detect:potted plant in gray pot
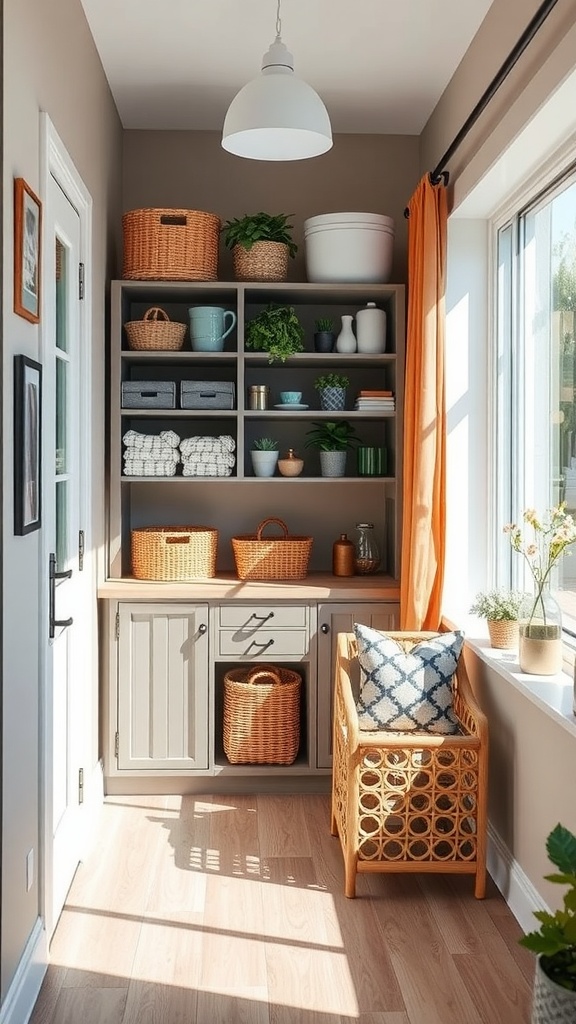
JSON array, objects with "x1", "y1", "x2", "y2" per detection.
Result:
[
  {"x1": 519, "y1": 822, "x2": 576, "y2": 1023},
  {"x1": 250, "y1": 437, "x2": 279, "y2": 477},
  {"x1": 305, "y1": 420, "x2": 360, "y2": 477},
  {"x1": 222, "y1": 212, "x2": 297, "y2": 282},
  {"x1": 313, "y1": 317, "x2": 336, "y2": 353},
  {"x1": 314, "y1": 372, "x2": 350, "y2": 411}
]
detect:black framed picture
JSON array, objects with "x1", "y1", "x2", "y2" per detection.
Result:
[{"x1": 14, "y1": 355, "x2": 42, "y2": 535}]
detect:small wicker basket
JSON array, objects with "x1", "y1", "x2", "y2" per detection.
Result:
[
  {"x1": 122, "y1": 207, "x2": 220, "y2": 281},
  {"x1": 231, "y1": 517, "x2": 312, "y2": 580},
  {"x1": 232, "y1": 241, "x2": 288, "y2": 282},
  {"x1": 125, "y1": 307, "x2": 186, "y2": 351},
  {"x1": 487, "y1": 619, "x2": 519, "y2": 650},
  {"x1": 223, "y1": 664, "x2": 302, "y2": 764},
  {"x1": 131, "y1": 526, "x2": 218, "y2": 580}
]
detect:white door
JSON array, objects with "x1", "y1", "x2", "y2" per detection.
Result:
[{"x1": 43, "y1": 175, "x2": 89, "y2": 932}]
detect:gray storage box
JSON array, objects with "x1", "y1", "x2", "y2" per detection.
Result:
[
  {"x1": 181, "y1": 380, "x2": 235, "y2": 410},
  {"x1": 121, "y1": 381, "x2": 176, "y2": 409}
]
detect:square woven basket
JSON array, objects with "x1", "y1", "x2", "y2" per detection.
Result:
[
  {"x1": 122, "y1": 208, "x2": 220, "y2": 281},
  {"x1": 131, "y1": 526, "x2": 218, "y2": 580},
  {"x1": 223, "y1": 664, "x2": 302, "y2": 764},
  {"x1": 231, "y1": 517, "x2": 312, "y2": 580}
]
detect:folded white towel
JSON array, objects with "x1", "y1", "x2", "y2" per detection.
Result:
[
  {"x1": 124, "y1": 446, "x2": 180, "y2": 464},
  {"x1": 123, "y1": 458, "x2": 178, "y2": 477},
  {"x1": 123, "y1": 429, "x2": 180, "y2": 452},
  {"x1": 181, "y1": 452, "x2": 235, "y2": 469},
  {"x1": 181, "y1": 462, "x2": 233, "y2": 477},
  {"x1": 180, "y1": 434, "x2": 235, "y2": 457}
]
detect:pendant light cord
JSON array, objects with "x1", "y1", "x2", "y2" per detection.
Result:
[{"x1": 275, "y1": 0, "x2": 282, "y2": 42}]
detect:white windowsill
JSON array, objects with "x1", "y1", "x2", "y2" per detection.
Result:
[{"x1": 464, "y1": 630, "x2": 576, "y2": 739}]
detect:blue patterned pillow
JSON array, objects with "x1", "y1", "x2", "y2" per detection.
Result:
[{"x1": 353, "y1": 624, "x2": 464, "y2": 734}]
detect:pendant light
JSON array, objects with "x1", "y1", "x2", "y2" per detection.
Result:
[{"x1": 222, "y1": 0, "x2": 332, "y2": 161}]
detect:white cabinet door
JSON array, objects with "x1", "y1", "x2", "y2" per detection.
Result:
[
  {"x1": 117, "y1": 603, "x2": 209, "y2": 771},
  {"x1": 316, "y1": 602, "x2": 399, "y2": 768}
]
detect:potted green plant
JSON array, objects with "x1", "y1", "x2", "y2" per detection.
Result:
[
  {"x1": 305, "y1": 420, "x2": 360, "y2": 477},
  {"x1": 314, "y1": 317, "x2": 336, "y2": 353},
  {"x1": 245, "y1": 303, "x2": 304, "y2": 364},
  {"x1": 469, "y1": 588, "x2": 525, "y2": 649},
  {"x1": 519, "y1": 822, "x2": 576, "y2": 1023},
  {"x1": 250, "y1": 437, "x2": 279, "y2": 477},
  {"x1": 313, "y1": 372, "x2": 350, "y2": 411},
  {"x1": 222, "y1": 212, "x2": 297, "y2": 282}
]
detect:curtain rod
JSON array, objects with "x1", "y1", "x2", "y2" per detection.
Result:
[{"x1": 404, "y1": 0, "x2": 560, "y2": 217}]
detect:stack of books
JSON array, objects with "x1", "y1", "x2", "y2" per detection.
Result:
[{"x1": 354, "y1": 389, "x2": 395, "y2": 412}]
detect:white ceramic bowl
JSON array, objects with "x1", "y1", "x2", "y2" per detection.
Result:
[{"x1": 304, "y1": 212, "x2": 394, "y2": 284}]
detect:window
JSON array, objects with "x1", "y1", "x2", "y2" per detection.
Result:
[{"x1": 496, "y1": 168, "x2": 576, "y2": 637}]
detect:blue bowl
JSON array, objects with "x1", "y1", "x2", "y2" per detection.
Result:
[{"x1": 280, "y1": 391, "x2": 302, "y2": 404}]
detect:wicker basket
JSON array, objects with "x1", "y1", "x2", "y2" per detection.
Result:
[
  {"x1": 487, "y1": 619, "x2": 519, "y2": 650},
  {"x1": 223, "y1": 664, "x2": 302, "y2": 764},
  {"x1": 232, "y1": 241, "x2": 288, "y2": 282},
  {"x1": 131, "y1": 526, "x2": 218, "y2": 580},
  {"x1": 122, "y1": 208, "x2": 220, "y2": 281},
  {"x1": 231, "y1": 517, "x2": 312, "y2": 580},
  {"x1": 125, "y1": 307, "x2": 186, "y2": 351}
]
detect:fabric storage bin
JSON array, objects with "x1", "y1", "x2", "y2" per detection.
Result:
[
  {"x1": 122, "y1": 381, "x2": 176, "y2": 409},
  {"x1": 180, "y1": 380, "x2": 235, "y2": 410}
]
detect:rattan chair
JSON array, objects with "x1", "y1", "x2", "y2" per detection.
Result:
[{"x1": 331, "y1": 632, "x2": 488, "y2": 898}]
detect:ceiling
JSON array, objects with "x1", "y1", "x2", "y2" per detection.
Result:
[{"x1": 79, "y1": 0, "x2": 496, "y2": 136}]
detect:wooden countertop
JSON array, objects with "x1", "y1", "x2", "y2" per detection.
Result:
[{"x1": 98, "y1": 572, "x2": 400, "y2": 602}]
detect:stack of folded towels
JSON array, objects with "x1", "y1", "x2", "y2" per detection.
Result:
[
  {"x1": 123, "y1": 429, "x2": 180, "y2": 476},
  {"x1": 180, "y1": 435, "x2": 236, "y2": 477}
]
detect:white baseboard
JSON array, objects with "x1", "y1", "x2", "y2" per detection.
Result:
[
  {"x1": 487, "y1": 823, "x2": 549, "y2": 934},
  {"x1": 0, "y1": 919, "x2": 47, "y2": 1024}
]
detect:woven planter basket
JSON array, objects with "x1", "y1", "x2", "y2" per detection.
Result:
[
  {"x1": 223, "y1": 664, "x2": 302, "y2": 764},
  {"x1": 125, "y1": 307, "x2": 186, "y2": 351},
  {"x1": 122, "y1": 208, "x2": 220, "y2": 281},
  {"x1": 487, "y1": 619, "x2": 519, "y2": 650},
  {"x1": 131, "y1": 526, "x2": 218, "y2": 580},
  {"x1": 232, "y1": 517, "x2": 312, "y2": 580},
  {"x1": 232, "y1": 241, "x2": 289, "y2": 282}
]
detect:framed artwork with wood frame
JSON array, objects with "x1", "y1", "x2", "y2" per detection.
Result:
[
  {"x1": 14, "y1": 355, "x2": 42, "y2": 535},
  {"x1": 14, "y1": 177, "x2": 42, "y2": 323}
]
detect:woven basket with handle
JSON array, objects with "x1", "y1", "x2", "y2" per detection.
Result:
[
  {"x1": 223, "y1": 664, "x2": 302, "y2": 764},
  {"x1": 231, "y1": 517, "x2": 312, "y2": 580},
  {"x1": 125, "y1": 307, "x2": 186, "y2": 351},
  {"x1": 122, "y1": 207, "x2": 220, "y2": 281}
]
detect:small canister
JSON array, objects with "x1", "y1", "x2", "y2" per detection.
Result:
[
  {"x1": 248, "y1": 385, "x2": 269, "y2": 410},
  {"x1": 332, "y1": 533, "x2": 355, "y2": 576}
]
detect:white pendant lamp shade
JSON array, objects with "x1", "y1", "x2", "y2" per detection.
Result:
[{"x1": 222, "y1": 40, "x2": 333, "y2": 161}]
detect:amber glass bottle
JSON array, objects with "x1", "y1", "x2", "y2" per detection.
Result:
[{"x1": 332, "y1": 533, "x2": 355, "y2": 576}]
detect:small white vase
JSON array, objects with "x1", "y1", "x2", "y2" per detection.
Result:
[
  {"x1": 335, "y1": 314, "x2": 357, "y2": 353},
  {"x1": 355, "y1": 302, "x2": 387, "y2": 353}
]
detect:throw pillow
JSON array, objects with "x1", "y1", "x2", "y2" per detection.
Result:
[{"x1": 353, "y1": 625, "x2": 464, "y2": 734}]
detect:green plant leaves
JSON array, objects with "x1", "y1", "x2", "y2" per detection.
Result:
[
  {"x1": 304, "y1": 420, "x2": 360, "y2": 451},
  {"x1": 547, "y1": 824, "x2": 576, "y2": 875},
  {"x1": 222, "y1": 212, "x2": 297, "y2": 257},
  {"x1": 245, "y1": 304, "x2": 304, "y2": 364},
  {"x1": 519, "y1": 823, "x2": 576, "y2": 990}
]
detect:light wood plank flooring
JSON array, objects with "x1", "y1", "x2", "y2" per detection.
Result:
[{"x1": 30, "y1": 794, "x2": 535, "y2": 1024}]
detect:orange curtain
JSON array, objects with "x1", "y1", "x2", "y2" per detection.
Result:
[{"x1": 400, "y1": 174, "x2": 448, "y2": 630}]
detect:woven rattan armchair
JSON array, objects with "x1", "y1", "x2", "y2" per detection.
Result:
[{"x1": 331, "y1": 632, "x2": 488, "y2": 898}]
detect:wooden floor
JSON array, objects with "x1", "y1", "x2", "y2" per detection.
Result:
[{"x1": 30, "y1": 793, "x2": 535, "y2": 1024}]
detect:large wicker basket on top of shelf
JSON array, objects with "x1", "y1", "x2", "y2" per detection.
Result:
[
  {"x1": 223, "y1": 664, "x2": 302, "y2": 764},
  {"x1": 131, "y1": 525, "x2": 218, "y2": 580},
  {"x1": 122, "y1": 207, "x2": 220, "y2": 281},
  {"x1": 231, "y1": 517, "x2": 312, "y2": 580}
]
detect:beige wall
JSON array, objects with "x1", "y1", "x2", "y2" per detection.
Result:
[
  {"x1": 2, "y1": 0, "x2": 122, "y2": 1000},
  {"x1": 122, "y1": 131, "x2": 420, "y2": 284}
]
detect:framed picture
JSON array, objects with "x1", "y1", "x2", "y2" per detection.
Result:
[
  {"x1": 14, "y1": 355, "x2": 42, "y2": 535},
  {"x1": 14, "y1": 177, "x2": 42, "y2": 323}
]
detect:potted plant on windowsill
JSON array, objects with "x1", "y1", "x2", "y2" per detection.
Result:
[
  {"x1": 305, "y1": 420, "x2": 360, "y2": 477},
  {"x1": 245, "y1": 303, "x2": 304, "y2": 364},
  {"x1": 469, "y1": 589, "x2": 525, "y2": 649},
  {"x1": 250, "y1": 437, "x2": 279, "y2": 477},
  {"x1": 222, "y1": 212, "x2": 297, "y2": 282},
  {"x1": 313, "y1": 373, "x2": 350, "y2": 411},
  {"x1": 519, "y1": 822, "x2": 576, "y2": 1023}
]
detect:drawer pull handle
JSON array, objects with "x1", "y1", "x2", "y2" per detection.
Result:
[
  {"x1": 249, "y1": 611, "x2": 274, "y2": 624},
  {"x1": 198, "y1": 623, "x2": 207, "y2": 635},
  {"x1": 247, "y1": 638, "x2": 275, "y2": 654},
  {"x1": 321, "y1": 623, "x2": 330, "y2": 634}
]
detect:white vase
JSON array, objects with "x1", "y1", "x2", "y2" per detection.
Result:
[
  {"x1": 335, "y1": 314, "x2": 357, "y2": 353},
  {"x1": 518, "y1": 584, "x2": 562, "y2": 675},
  {"x1": 355, "y1": 302, "x2": 387, "y2": 353}
]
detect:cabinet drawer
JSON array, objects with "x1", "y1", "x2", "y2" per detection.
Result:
[
  {"x1": 219, "y1": 629, "x2": 308, "y2": 658},
  {"x1": 219, "y1": 605, "x2": 308, "y2": 629}
]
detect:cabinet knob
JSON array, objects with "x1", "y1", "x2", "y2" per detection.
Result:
[
  {"x1": 321, "y1": 623, "x2": 330, "y2": 634},
  {"x1": 198, "y1": 623, "x2": 207, "y2": 635}
]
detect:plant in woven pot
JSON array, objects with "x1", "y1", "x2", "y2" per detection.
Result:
[
  {"x1": 222, "y1": 212, "x2": 297, "y2": 282},
  {"x1": 250, "y1": 437, "x2": 279, "y2": 478},
  {"x1": 519, "y1": 822, "x2": 576, "y2": 1024},
  {"x1": 305, "y1": 420, "x2": 360, "y2": 478},
  {"x1": 245, "y1": 303, "x2": 304, "y2": 364},
  {"x1": 313, "y1": 372, "x2": 350, "y2": 411},
  {"x1": 469, "y1": 588, "x2": 525, "y2": 650}
]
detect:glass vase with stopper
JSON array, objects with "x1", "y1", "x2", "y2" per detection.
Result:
[{"x1": 354, "y1": 523, "x2": 380, "y2": 574}]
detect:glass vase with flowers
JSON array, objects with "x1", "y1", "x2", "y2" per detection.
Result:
[{"x1": 504, "y1": 504, "x2": 576, "y2": 675}]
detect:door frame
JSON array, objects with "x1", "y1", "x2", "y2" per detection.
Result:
[{"x1": 39, "y1": 114, "x2": 97, "y2": 939}]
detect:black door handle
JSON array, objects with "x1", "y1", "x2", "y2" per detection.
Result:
[
  {"x1": 49, "y1": 553, "x2": 74, "y2": 639},
  {"x1": 321, "y1": 623, "x2": 330, "y2": 634}
]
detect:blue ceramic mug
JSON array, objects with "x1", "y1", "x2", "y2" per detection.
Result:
[{"x1": 188, "y1": 306, "x2": 237, "y2": 352}]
